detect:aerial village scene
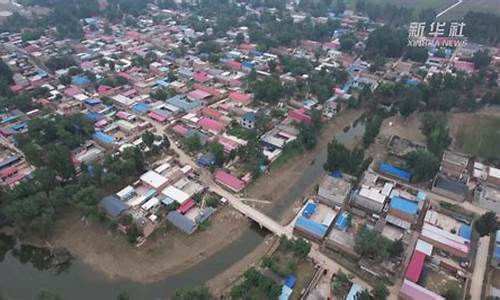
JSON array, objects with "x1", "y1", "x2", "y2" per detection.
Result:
[{"x1": 1, "y1": 0, "x2": 500, "y2": 299}]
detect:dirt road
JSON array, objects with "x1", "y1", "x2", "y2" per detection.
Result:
[{"x1": 470, "y1": 235, "x2": 490, "y2": 300}]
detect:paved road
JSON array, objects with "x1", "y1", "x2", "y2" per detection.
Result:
[{"x1": 470, "y1": 235, "x2": 490, "y2": 300}]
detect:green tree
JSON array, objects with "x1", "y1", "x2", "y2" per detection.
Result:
[
  {"x1": 332, "y1": 269, "x2": 352, "y2": 298},
  {"x1": 235, "y1": 32, "x2": 245, "y2": 44},
  {"x1": 355, "y1": 225, "x2": 390, "y2": 260},
  {"x1": 388, "y1": 238, "x2": 404, "y2": 257},
  {"x1": 126, "y1": 224, "x2": 140, "y2": 244},
  {"x1": 421, "y1": 112, "x2": 451, "y2": 156},
  {"x1": 472, "y1": 49, "x2": 491, "y2": 70},
  {"x1": 324, "y1": 139, "x2": 365, "y2": 175},
  {"x1": 183, "y1": 134, "x2": 203, "y2": 152},
  {"x1": 442, "y1": 288, "x2": 459, "y2": 300},
  {"x1": 340, "y1": 33, "x2": 357, "y2": 52},
  {"x1": 363, "y1": 113, "x2": 383, "y2": 148},
  {"x1": 405, "y1": 47, "x2": 428, "y2": 63},
  {"x1": 207, "y1": 142, "x2": 225, "y2": 166},
  {"x1": 142, "y1": 131, "x2": 155, "y2": 148},
  {"x1": 372, "y1": 283, "x2": 389, "y2": 300},
  {"x1": 406, "y1": 150, "x2": 440, "y2": 182},
  {"x1": 292, "y1": 238, "x2": 311, "y2": 259},
  {"x1": 474, "y1": 212, "x2": 498, "y2": 237}
]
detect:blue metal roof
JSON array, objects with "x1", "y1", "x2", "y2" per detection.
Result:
[
  {"x1": 85, "y1": 112, "x2": 104, "y2": 122},
  {"x1": 11, "y1": 123, "x2": 26, "y2": 131},
  {"x1": 0, "y1": 156, "x2": 20, "y2": 170},
  {"x1": 495, "y1": 246, "x2": 500, "y2": 261},
  {"x1": 99, "y1": 195, "x2": 128, "y2": 218},
  {"x1": 379, "y1": 163, "x2": 412, "y2": 182},
  {"x1": 197, "y1": 153, "x2": 215, "y2": 167},
  {"x1": 84, "y1": 98, "x2": 102, "y2": 106},
  {"x1": 458, "y1": 223, "x2": 472, "y2": 240},
  {"x1": 295, "y1": 216, "x2": 327, "y2": 239},
  {"x1": 72, "y1": 75, "x2": 91, "y2": 86},
  {"x1": 302, "y1": 203, "x2": 317, "y2": 218},
  {"x1": 390, "y1": 196, "x2": 418, "y2": 215},
  {"x1": 335, "y1": 212, "x2": 350, "y2": 231},
  {"x1": 93, "y1": 131, "x2": 115, "y2": 144},
  {"x1": 166, "y1": 211, "x2": 197, "y2": 234},
  {"x1": 284, "y1": 275, "x2": 296, "y2": 289},
  {"x1": 242, "y1": 111, "x2": 256, "y2": 122},
  {"x1": 329, "y1": 170, "x2": 343, "y2": 178},
  {"x1": 1, "y1": 115, "x2": 19, "y2": 124},
  {"x1": 132, "y1": 102, "x2": 150, "y2": 114},
  {"x1": 166, "y1": 95, "x2": 201, "y2": 111}
]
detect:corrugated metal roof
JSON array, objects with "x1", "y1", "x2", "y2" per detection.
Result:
[
  {"x1": 405, "y1": 251, "x2": 426, "y2": 282},
  {"x1": 379, "y1": 163, "x2": 412, "y2": 182},
  {"x1": 295, "y1": 216, "x2": 328, "y2": 239},
  {"x1": 421, "y1": 223, "x2": 469, "y2": 255},
  {"x1": 166, "y1": 211, "x2": 197, "y2": 234},
  {"x1": 390, "y1": 196, "x2": 418, "y2": 215},
  {"x1": 99, "y1": 195, "x2": 128, "y2": 218},
  {"x1": 400, "y1": 279, "x2": 445, "y2": 300}
]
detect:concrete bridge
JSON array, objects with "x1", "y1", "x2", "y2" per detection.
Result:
[{"x1": 208, "y1": 184, "x2": 293, "y2": 238}]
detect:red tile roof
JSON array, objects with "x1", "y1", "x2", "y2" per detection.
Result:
[
  {"x1": 214, "y1": 169, "x2": 246, "y2": 192},
  {"x1": 400, "y1": 279, "x2": 444, "y2": 300},
  {"x1": 0, "y1": 166, "x2": 17, "y2": 179},
  {"x1": 193, "y1": 71, "x2": 210, "y2": 83},
  {"x1": 225, "y1": 60, "x2": 242, "y2": 70},
  {"x1": 405, "y1": 251, "x2": 426, "y2": 283},
  {"x1": 173, "y1": 124, "x2": 190, "y2": 136},
  {"x1": 177, "y1": 198, "x2": 195, "y2": 214},
  {"x1": 193, "y1": 83, "x2": 223, "y2": 98},
  {"x1": 148, "y1": 111, "x2": 168, "y2": 122},
  {"x1": 187, "y1": 89, "x2": 211, "y2": 101},
  {"x1": 198, "y1": 117, "x2": 225, "y2": 133},
  {"x1": 288, "y1": 107, "x2": 312, "y2": 123},
  {"x1": 201, "y1": 107, "x2": 222, "y2": 120},
  {"x1": 228, "y1": 91, "x2": 252, "y2": 105}
]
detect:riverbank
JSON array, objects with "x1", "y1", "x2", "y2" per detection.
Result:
[
  {"x1": 245, "y1": 108, "x2": 365, "y2": 223},
  {"x1": 44, "y1": 207, "x2": 250, "y2": 283},
  {"x1": 21, "y1": 108, "x2": 365, "y2": 290},
  {"x1": 206, "y1": 108, "x2": 366, "y2": 294}
]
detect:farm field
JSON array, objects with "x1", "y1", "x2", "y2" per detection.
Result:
[
  {"x1": 346, "y1": 0, "x2": 500, "y2": 19},
  {"x1": 453, "y1": 113, "x2": 500, "y2": 160}
]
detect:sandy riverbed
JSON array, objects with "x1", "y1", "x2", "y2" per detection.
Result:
[{"x1": 47, "y1": 207, "x2": 250, "y2": 283}]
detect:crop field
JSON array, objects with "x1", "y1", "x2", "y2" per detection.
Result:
[
  {"x1": 346, "y1": 0, "x2": 500, "y2": 19},
  {"x1": 455, "y1": 115, "x2": 500, "y2": 160}
]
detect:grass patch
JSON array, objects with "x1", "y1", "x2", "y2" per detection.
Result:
[
  {"x1": 227, "y1": 124, "x2": 257, "y2": 141},
  {"x1": 291, "y1": 260, "x2": 315, "y2": 300},
  {"x1": 271, "y1": 141, "x2": 305, "y2": 170},
  {"x1": 345, "y1": 0, "x2": 500, "y2": 18},
  {"x1": 456, "y1": 116, "x2": 500, "y2": 160}
]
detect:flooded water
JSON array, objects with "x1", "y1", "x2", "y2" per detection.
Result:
[
  {"x1": 335, "y1": 119, "x2": 366, "y2": 145},
  {"x1": 0, "y1": 228, "x2": 266, "y2": 300},
  {"x1": 0, "y1": 115, "x2": 365, "y2": 299}
]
